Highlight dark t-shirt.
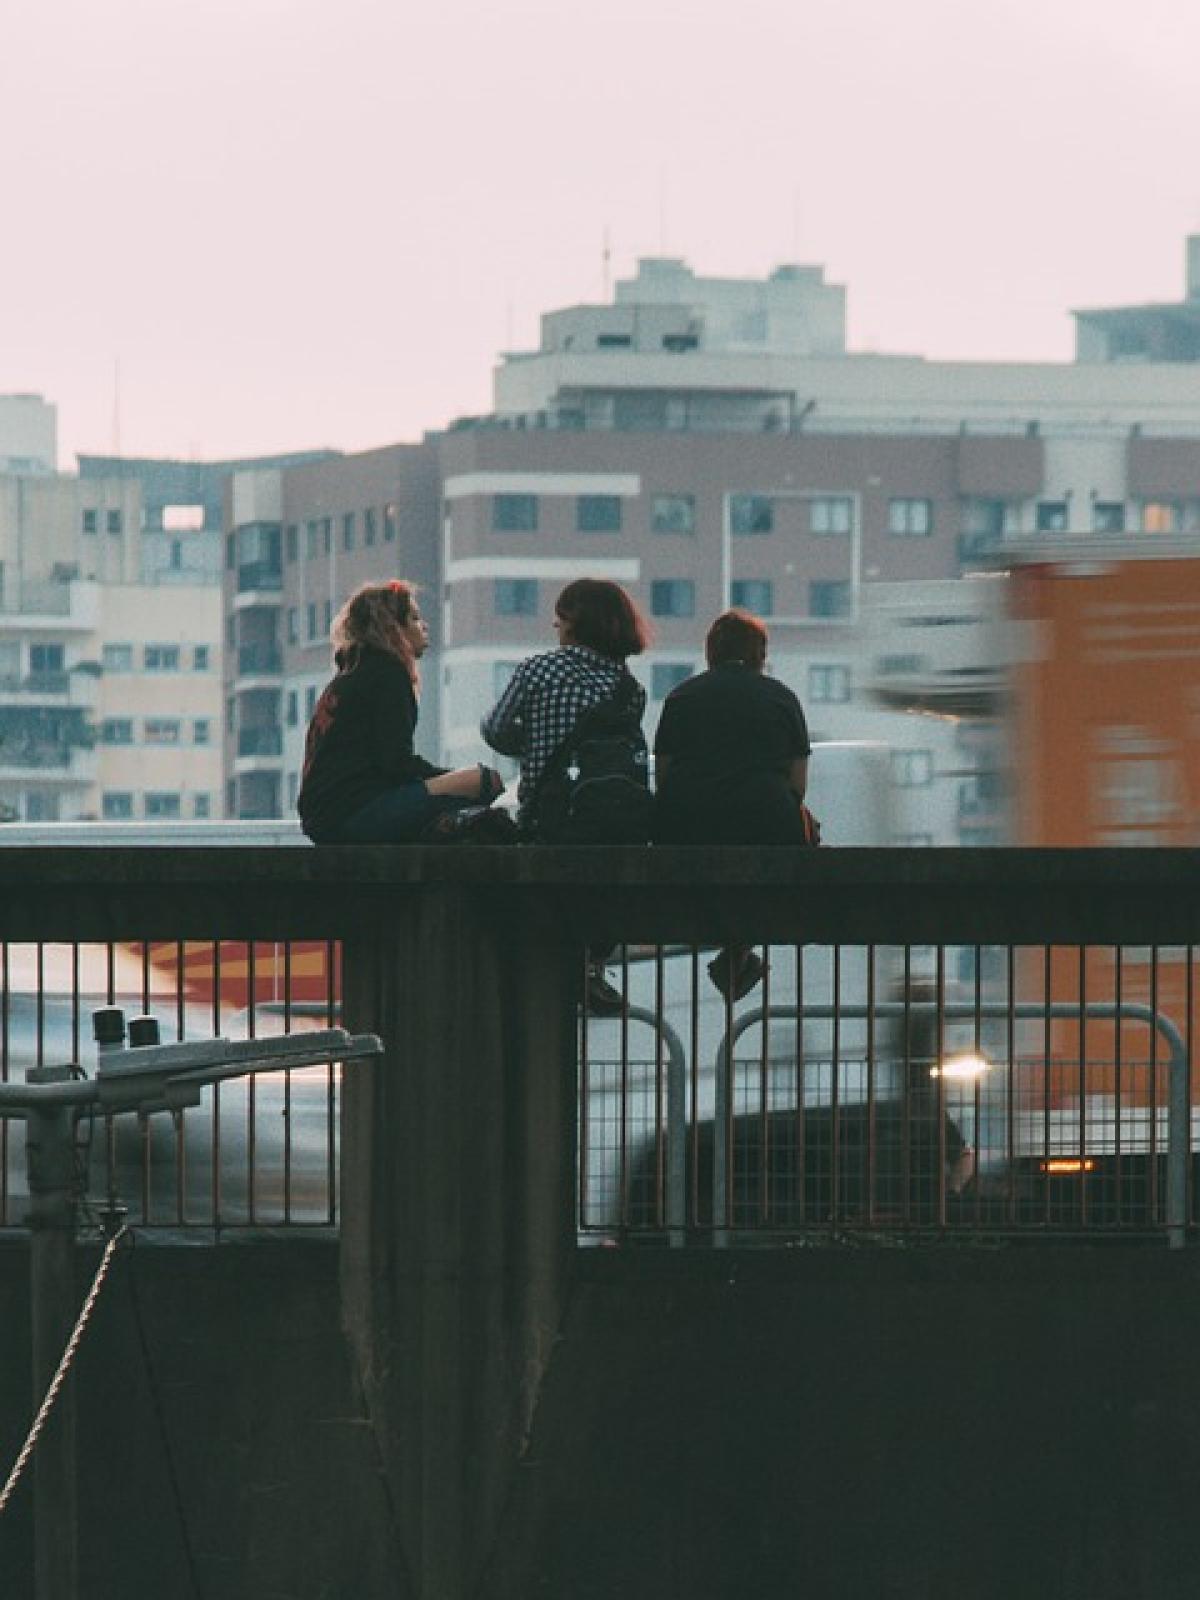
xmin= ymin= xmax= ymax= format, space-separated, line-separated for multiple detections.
xmin=653 ymin=664 xmax=811 ymax=844
xmin=297 ymin=647 xmax=443 ymax=842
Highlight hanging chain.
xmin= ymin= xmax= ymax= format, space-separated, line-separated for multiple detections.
xmin=0 ymin=1224 xmax=129 ymax=1518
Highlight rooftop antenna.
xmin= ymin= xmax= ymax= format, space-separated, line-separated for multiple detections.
xmin=602 ymin=225 xmax=611 ymax=300
xmin=658 ymin=171 xmax=668 ymax=254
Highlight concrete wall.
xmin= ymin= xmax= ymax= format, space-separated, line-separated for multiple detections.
xmin=0 ymin=1237 xmax=403 ymax=1600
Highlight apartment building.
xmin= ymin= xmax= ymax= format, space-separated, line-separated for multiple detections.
xmin=0 ymin=422 xmax=336 ymax=823
xmin=234 ymin=240 xmax=1200 ymax=843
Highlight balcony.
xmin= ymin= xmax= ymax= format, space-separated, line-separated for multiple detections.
xmin=237 ymin=725 xmax=283 ymax=759
xmin=234 ymin=562 xmax=283 ymax=603
xmin=237 ymin=642 xmax=283 ymax=677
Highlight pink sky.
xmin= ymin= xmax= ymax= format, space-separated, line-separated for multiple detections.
xmin=2 ymin=0 xmax=1198 ymax=467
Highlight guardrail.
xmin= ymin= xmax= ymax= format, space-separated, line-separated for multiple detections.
xmin=0 ymin=843 xmax=1198 ymax=1248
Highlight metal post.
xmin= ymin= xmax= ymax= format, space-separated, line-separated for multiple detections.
xmin=25 ymin=1075 xmax=79 ymax=1600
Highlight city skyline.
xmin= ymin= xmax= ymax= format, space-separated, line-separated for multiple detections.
xmin=3 ymin=0 xmax=1200 ymax=467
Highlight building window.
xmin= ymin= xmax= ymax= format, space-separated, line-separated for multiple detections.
xmin=194 ymin=793 xmax=212 ymax=819
xmin=730 ymin=579 xmax=773 ymax=615
xmin=323 ymin=599 xmax=332 ymax=633
xmin=321 ymin=518 xmax=332 ymax=555
xmin=809 ymin=497 xmax=853 ymax=535
xmin=226 ymin=532 xmax=236 ymax=570
xmin=492 ymin=494 xmax=538 ymax=533
xmin=106 ymin=510 xmax=123 ymax=535
xmin=962 ymin=498 xmax=1007 ymax=538
xmin=286 ymin=525 xmax=298 ymax=563
xmin=102 ymin=643 xmax=132 ymax=673
xmin=287 ymin=773 xmax=298 ymax=808
xmin=576 ymin=494 xmax=622 ymax=533
xmin=226 ymin=696 xmax=236 ymax=733
xmin=652 ymin=663 xmax=693 ymax=699
xmin=287 ymin=607 xmax=299 ymax=645
xmin=144 ymin=645 xmax=180 ymax=671
xmin=342 ymin=512 xmax=357 ymax=550
xmin=193 ymin=645 xmax=209 ymax=672
xmin=102 ymin=792 xmax=134 ymax=820
xmin=808 ymin=665 xmax=850 ymax=703
xmin=1035 ymin=500 xmax=1068 ymax=533
xmin=1142 ymin=500 xmax=1182 ymax=534
xmin=145 ymin=792 xmax=182 ymax=819
xmin=101 ymin=718 xmax=134 ymax=745
xmin=307 ymin=602 xmax=318 ymax=640
xmin=364 ymin=507 xmax=377 ymax=545
xmin=1092 ymin=501 xmax=1125 ymax=533
xmin=286 ymin=690 xmax=298 ymax=727
xmin=887 ymin=498 xmax=933 ymax=536
xmin=651 ymin=495 xmax=696 ymax=535
xmin=383 ymin=504 xmax=398 ymax=542
xmin=808 ymin=580 xmax=852 ymax=619
xmin=494 ymin=578 xmax=538 ymax=616
xmin=29 ymin=644 xmax=64 ymax=678
xmin=892 ymin=749 xmax=934 ymax=787
xmin=305 ymin=686 xmax=317 ymax=718
xmin=193 ymin=719 xmax=211 ymax=745
xmin=82 ymin=509 xmax=97 ymax=535
xmin=144 ymin=719 xmax=181 ymax=745
xmin=650 ymin=579 xmax=695 ymax=618
xmin=730 ymin=494 xmax=773 ymax=534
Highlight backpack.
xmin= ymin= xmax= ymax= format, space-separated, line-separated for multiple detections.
xmin=532 ymin=673 xmax=652 ymax=844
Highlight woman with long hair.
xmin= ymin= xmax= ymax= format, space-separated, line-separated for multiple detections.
xmin=298 ymin=579 xmax=505 ymax=843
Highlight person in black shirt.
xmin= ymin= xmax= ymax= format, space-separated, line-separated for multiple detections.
xmin=298 ymin=580 xmax=504 ymax=843
xmin=654 ymin=608 xmax=815 ymax=998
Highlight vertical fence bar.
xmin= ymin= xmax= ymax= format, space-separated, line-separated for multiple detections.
xmin=794 ymin=944 xmax=806 ymax=1227
xmin=1149 ymin=947 xmax=1160 ymax=1224
xmin=1114 ymin=946 xmax=1124 ymax=1225
xmin=865 ymin=946 xmax=876 ymax=1226
xmin=1 ymin=944 xmax=9 ymax=1226
xmin=654 ymin=944 xmax=665 ymax=1229
xmin=282 ymin=941 xmax=293 ymax=1224
xmin=901 ymin=946 xmax=912 ymax=1226
xmin=936 ymin=946 xmax=946 ymax=1230
xmin=689 ymin=946 xmax=700 ymax=1230
xmin=1042 ymin=946 xmax=1052 ymax=1227
xmin=758 ymin=949 xmax=771 ymax=1226
xmin=211 ymin=940 xmax=222 ymax=1229
xmin=829 ymin=946 xmax=841 ymax=1227
xmin=1005 ymin=945 xmax=1016 ymax=1227
xmin=1078 ymin=945 xmax=1088 ymax=1231
xmin=326 ymin=939 xmax=339 ymax=1226
xmin=247 ymin=941 xmax=257 ymax=1225
xmin=577 ymin=948 xmax=590 ymax=1231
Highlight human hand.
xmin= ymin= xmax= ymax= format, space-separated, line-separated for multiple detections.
xmin=478 ymin=764 xmax=506 ymax=805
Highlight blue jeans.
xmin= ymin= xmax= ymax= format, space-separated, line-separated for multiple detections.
xmin=331 ymin=782 xmax=471 ymax=844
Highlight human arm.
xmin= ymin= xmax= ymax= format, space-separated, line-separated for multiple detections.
xmin=480 ymin=663 xmax=529 ymax=757
xmin=787 ymin=756 xmax=808 ymax=803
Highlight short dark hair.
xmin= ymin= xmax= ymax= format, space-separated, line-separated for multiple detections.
xmin=555 ymin=578 xmax=650 ymax=661
xmin=705 ymin=608 xmax=768 ymax=669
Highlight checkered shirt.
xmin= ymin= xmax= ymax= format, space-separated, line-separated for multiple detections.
xmin=481 ymin=645 xmax=645 ymax=827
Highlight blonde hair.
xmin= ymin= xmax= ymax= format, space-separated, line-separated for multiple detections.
xmin=331 ymin=580 xmax=421 ymax=688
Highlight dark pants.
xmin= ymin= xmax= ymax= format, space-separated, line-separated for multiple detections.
xmin=326 ymin=782 xmax=473 ymax=844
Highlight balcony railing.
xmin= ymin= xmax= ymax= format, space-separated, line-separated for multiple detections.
xmin=0 ymin=843 xmax=1198 ymax=1246
xmin=236 ymin=562 xmax=282 ymax=594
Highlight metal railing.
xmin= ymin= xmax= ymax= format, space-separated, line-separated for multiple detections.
xmin=578 ymin=942 xmax=1196 ymax=1247
xmin=0 ymin=937 xmax=342 ymax=1231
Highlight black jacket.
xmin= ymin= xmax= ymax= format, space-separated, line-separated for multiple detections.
xmin=297 ymin=647 xmax=444 ymax=842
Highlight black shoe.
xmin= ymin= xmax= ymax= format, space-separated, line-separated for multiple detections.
xmin=707 ymin=949 xmax=765 ymax=1003
xmin=455 ymin=806 xmax=520 ymax=845
xmin=584 ymin=967 xmax=626 ymax=1016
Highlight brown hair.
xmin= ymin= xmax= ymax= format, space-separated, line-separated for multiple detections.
xmin=555 ymin=578 xmax=650 ymax=661
xmin=705 ymin=608 xmax=768 ymax=670
xmin=332 ymin=579 xmax=421 ymax=687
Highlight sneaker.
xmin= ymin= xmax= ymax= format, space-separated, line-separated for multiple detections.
xmin=584 ymin=966 xmax=626 ymax=1016
xmin=707 ymin=949 xmax=765 ymax=1004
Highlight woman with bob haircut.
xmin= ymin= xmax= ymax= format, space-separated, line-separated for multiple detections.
xmin=481 ymin=576 xmax=651 ymax=1009
xmin=298 ymin=579 xmax=506 ymax=843
xmin=654 ymin=607 xmax=815 ymax=999
xmin=481 ymin=576 xmax=650 ymax=832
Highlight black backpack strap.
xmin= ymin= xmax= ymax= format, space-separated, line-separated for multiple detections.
xmin=530 ymin=669 xmax=638 ymax=808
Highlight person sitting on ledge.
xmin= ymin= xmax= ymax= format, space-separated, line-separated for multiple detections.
xmin=653 ymin=607 xmax=816 ymax=1001
xmin=298 ymin=579 xmax=507 ymax=844
xmin=480 ymin=577 xmax=651 ymax=1012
